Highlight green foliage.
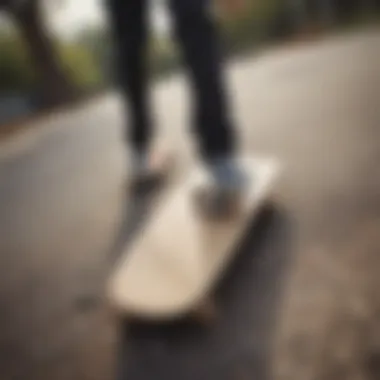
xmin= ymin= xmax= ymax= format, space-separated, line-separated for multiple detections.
xmin=0 ymin=29 xmax=103 ymax=93
xmin=0 ymin=31 xmax=36 ymax=92
xmin=58 ymin=42 xmax=103 ymax=89
xmin=75 ymin=26 xmax=112 ymax=69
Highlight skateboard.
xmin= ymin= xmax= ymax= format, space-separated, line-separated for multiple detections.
xmin=108 ymin=155 xmax=280 ymax=323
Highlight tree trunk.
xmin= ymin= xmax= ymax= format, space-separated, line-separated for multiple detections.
xmin=11 ymin=0 xmax=76 ymax=107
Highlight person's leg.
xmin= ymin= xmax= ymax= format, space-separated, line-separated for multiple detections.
xmin=106 ymin=0 xmax=151 ymax=155
xmin=168 ymin=0 xmax=236 ymax=162
xmin=168 ymin=0 xmax=246 ymax=192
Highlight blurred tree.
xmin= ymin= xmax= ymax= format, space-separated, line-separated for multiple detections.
xmin=75 ymin=26 xmax=112 ymax=80
xmin=0 ymin=0 xmax=75 ymax=106
xmin=59 ymin=42 xmax=103 ymax=90
xmin=0 ymin=31 xmax=35 ymax=92
xmin=0 ymin=29 xmax=103 ymax=93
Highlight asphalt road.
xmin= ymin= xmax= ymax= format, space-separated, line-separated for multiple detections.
xmin=0 ymin=28 xmax=379 ymax=380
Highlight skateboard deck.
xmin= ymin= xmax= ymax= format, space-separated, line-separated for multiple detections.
xmin=108 ymin=155 xmax=280 ymax=321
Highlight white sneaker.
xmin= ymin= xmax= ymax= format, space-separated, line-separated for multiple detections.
xmin=195 ymin=157 xmax=248 ymax=219
xmin=208 ymin=156 xmax=248 ymax=195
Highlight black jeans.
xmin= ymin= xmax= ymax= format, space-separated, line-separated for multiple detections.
xmin=107 ymin=0 xmax=236 ymax=161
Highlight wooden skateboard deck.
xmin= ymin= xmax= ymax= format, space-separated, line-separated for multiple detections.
xmin=108 ymin=155 xmax=280 ymax=321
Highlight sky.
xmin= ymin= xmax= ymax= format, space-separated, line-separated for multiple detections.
xmin=51 ymin=0 xmax=105 ymax=35
xmin=51 ymin=0 xmax=170 ymax=39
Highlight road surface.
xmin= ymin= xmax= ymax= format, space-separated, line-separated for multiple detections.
xmin=0 ymin=28 xmax=379 ymax=380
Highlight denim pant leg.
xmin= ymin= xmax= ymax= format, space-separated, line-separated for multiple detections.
xmin=168 ymin=0 xmax=236 ymax=160
xmin=107 ymin=0 xmax=152 ymax=154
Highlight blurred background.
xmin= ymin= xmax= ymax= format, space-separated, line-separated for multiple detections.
xmin=0 ymin=0 xmax=379 ymax=127
xmin=0 ymin=1 xmax=380 ymax=380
